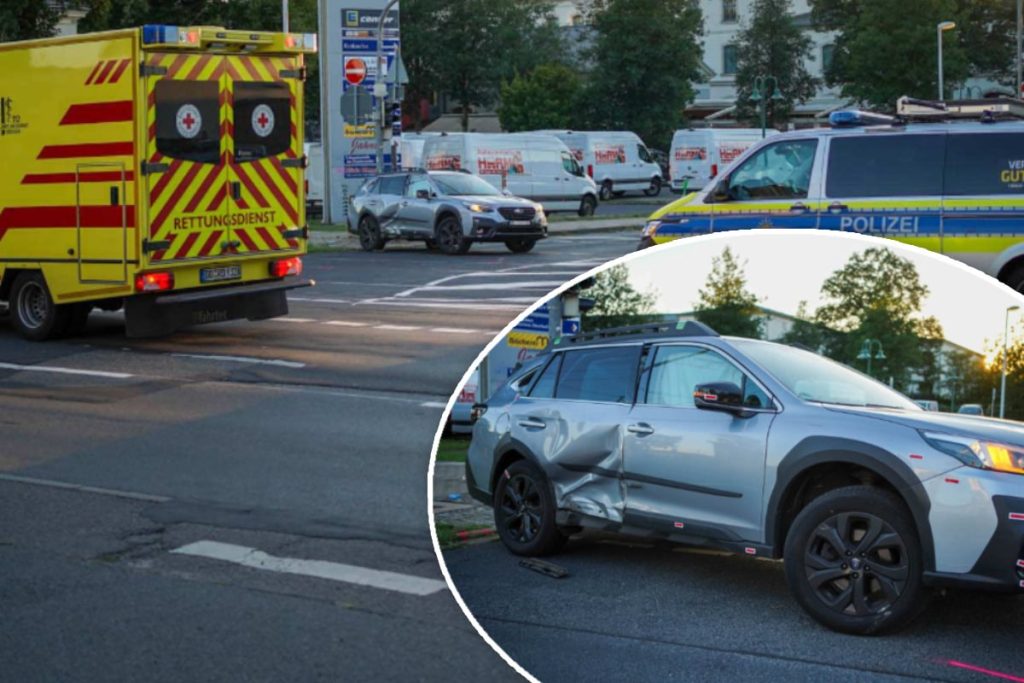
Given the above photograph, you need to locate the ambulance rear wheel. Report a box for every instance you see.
[357,215,385,252]
[11,272,69,341]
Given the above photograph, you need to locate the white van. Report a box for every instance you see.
[397,132,439,170]
[304,141,323,217]
[669,128,777,192]
[421,133,600,215]
[536,130,664,200]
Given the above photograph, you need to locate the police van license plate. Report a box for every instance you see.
[200,265,242,283]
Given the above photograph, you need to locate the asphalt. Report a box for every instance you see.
[0,233,636,681]
[443,534,1024,682]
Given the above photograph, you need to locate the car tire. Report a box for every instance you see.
[10,271,70,341]
[783,485,929,635]
[1001,262,1024,292]
[636,236,655,251]
[599,180,613,201]
[505,238,536,254]
[644,177,662,197]
[493,459,567,557]
[357,215,385,252]
[436,215,470,255]
[577,194,597,217]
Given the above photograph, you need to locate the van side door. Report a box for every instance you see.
[708,138,822,231]
[622,343,777,542]
[817,132,945,252]
[942,131,1024,278]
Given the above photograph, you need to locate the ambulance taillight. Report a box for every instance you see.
[135,272,174,293]
[270,257,303,278]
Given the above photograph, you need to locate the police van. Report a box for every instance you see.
[0,25,316,340]
[643,98,1024,290]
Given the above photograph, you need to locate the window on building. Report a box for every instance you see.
[822,44,835,73]
[722,44,738,76]
[723,0,738,23]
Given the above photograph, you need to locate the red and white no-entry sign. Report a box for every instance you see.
[345,58,367,86]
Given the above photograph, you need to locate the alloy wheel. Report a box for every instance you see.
[499,473,543,544]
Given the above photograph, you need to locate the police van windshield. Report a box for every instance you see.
[432,174,501,196]
[234,82,291,162]
[154,80,220,164]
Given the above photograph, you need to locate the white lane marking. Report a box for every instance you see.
[412,281,566,292]
[374,324,422,331]
[171,541,447,597]
[288,297,354,305]
[172,353,306,369]
[323,320,370,327]
[430,327,491,335]
[0,362,132,379]
[420,401,448,409]
[276,317,317,323]
[363,300,529,311]
[0,473,171,503]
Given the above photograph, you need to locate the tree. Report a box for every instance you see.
[693,247,763,338]
[814,247,943,389]
[582,264,657,330]
[779,301,827,351]
[811,0,970,109]
[734,0,817,129]
[401,0,560,132]
[581,0,703,147]
[0,0,63,43]
[498,63,582,132]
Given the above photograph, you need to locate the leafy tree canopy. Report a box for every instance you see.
[498,63,582,132]
[583,264,657,330]
[693,247,763,338]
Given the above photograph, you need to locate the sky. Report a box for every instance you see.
[624,231,1024,356]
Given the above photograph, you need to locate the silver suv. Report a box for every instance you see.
[350,171,547,255]
[466,322,1024,634]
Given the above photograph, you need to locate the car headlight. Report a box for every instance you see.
[920,431,1024,475]
[534,204,546,220]
[463,202,489,213]
[642,220,661,237]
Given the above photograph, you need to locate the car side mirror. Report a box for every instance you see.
[693,381,752,417]
[416,189,431,200]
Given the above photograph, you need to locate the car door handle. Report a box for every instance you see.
[627,422,655,436]
[790,202,808,213]
[517,418,546,429]
[828,202,849,212]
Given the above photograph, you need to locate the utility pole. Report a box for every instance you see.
[282,0,289,32]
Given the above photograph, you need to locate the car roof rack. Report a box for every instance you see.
[556,320,719,347]
[896,95,1024,122]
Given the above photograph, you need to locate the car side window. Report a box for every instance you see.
[378,175,407,196]
[528,354,562,399]
[646,346,770,409]
[638,145,653,163]
[406,176,432,198]
[827,134,945,198]
[726,139,818,201]
[561,151,577,175]
[944,132,1024,196]
[358,178,379,196]
[555,347,641,404]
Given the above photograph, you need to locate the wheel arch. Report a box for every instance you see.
[0,267,31,302]
[766,437,935,570]
[489,436,548,495]
[433,207,463,234]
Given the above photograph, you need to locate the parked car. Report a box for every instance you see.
[535,130,664,200]
[420,132,599,216]
[645,98,1024,291]
[466,321,1024,635]
[914,399,940,411]
[349,170,547,255]
[958,403,985,416]
[668,128,775,193]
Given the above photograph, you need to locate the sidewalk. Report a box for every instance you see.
[310,215,642,250]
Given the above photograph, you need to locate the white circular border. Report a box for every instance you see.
[425,228,1024,682]
[251,104,275,138]
[175,104,202,139]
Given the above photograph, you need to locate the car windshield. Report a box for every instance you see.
[432,174,502,197]
[730,340,920,410]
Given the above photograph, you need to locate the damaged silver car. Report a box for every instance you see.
[465,322,1024,634]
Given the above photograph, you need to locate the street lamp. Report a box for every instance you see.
[857,339,886,377]
[1000,304,1020,418]
[937,21,956,101]
[750,75,783,138]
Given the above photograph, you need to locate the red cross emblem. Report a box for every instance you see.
[251,104,275,138]
[175,104,202,139]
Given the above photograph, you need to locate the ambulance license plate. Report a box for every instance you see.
[200,265,242,283]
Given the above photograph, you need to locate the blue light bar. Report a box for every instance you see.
[829,110,897,128]
[142,25,179,45]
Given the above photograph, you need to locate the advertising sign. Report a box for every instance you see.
[594,144,626,165]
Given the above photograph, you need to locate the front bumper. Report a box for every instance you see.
[925,493,1024,593]
[468,216,547,242]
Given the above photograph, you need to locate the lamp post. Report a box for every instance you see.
[937,21,956,100]
[1000,305,1020,418]
[857,339,886,377]
[750,75,782,138]
[281,0,289,31]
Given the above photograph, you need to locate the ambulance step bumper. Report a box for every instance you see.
[124,278,313,337]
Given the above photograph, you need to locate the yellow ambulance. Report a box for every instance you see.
[0,25,316,340]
